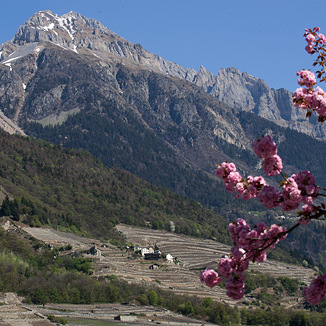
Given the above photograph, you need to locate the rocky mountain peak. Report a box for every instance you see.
[11,10,118,53]
[192,65,217,93]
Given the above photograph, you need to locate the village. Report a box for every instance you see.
[0,219,321,325]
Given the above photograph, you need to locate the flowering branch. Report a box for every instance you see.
[293,27,326,123]
[201,26,326,306]
[201,134,324,302]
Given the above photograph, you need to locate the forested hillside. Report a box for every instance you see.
[0,131,230,244]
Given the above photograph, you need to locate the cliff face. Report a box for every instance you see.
[208,67,322,138]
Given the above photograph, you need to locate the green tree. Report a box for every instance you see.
[0,196,11,216]
[148,290,159,306]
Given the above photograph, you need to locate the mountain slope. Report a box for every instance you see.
[0,130,231,243]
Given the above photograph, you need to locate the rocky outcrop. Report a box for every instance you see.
[206,67,326,140]
[0,111,25,135]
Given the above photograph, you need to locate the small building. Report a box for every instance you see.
[89,245,101,257]
[114,315,137,322]
[141,247,154,257]
[144,252,161,260]
[166,253,174,262]
[130,245,140,251]
[149,263,160,270]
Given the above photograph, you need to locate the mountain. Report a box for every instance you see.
[1,10,325,140]
[1,11,326,267]
[1,10,326,213]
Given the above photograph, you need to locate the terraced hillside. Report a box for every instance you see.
[116,225,317,305]
[22,223,317,308]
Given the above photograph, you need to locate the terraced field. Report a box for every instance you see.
[22,223,317,308]
[116,224,316,284]
[115,224,317,307]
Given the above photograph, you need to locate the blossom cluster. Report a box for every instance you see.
[201,218,287,300]
[252,135,283,177]
[287,27,326,305]
[303,272,326,305]
[293,28,326,120]
[293,84,326,119]
[304,27,326,54]
[202,134,321,303]
[216,136,318,214]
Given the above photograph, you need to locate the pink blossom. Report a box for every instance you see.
[316,97,326,117]
[262,224,287,247]
[293,87,313,109]
[305,44,315,54]
[224,177,242,193]
[234,259,249,274]
[303,274,326,305]
[298,215,311,225]
[200,268,222,288]
[254,250,267,263]
[216,162,236,179]
[252,135,277,159]
[319,33,326,44]
[234,182,245,193]
[305,32,316,54]
[203,218,290,300]
[292,171,318,204]
[250,176,266,188]
[231,246,246,260]
[240,189,252,200]
[305,33,316,44]
[293,85,326,118]
[297,70,316,88]
[224,181,235,192]
[281,178,303,211]
[262,155,283,176]
[306,185,317,195]
[303,197,314,206]
[258,185,281,209]
[292,170,315,186]
[256,222,268,234]
[218,258,234,278]
[226,276,245,300]
[227,171,242,185]
[234,176,266,200]
[281,198,301,211]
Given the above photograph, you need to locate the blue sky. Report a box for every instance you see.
[1,0,326,92]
